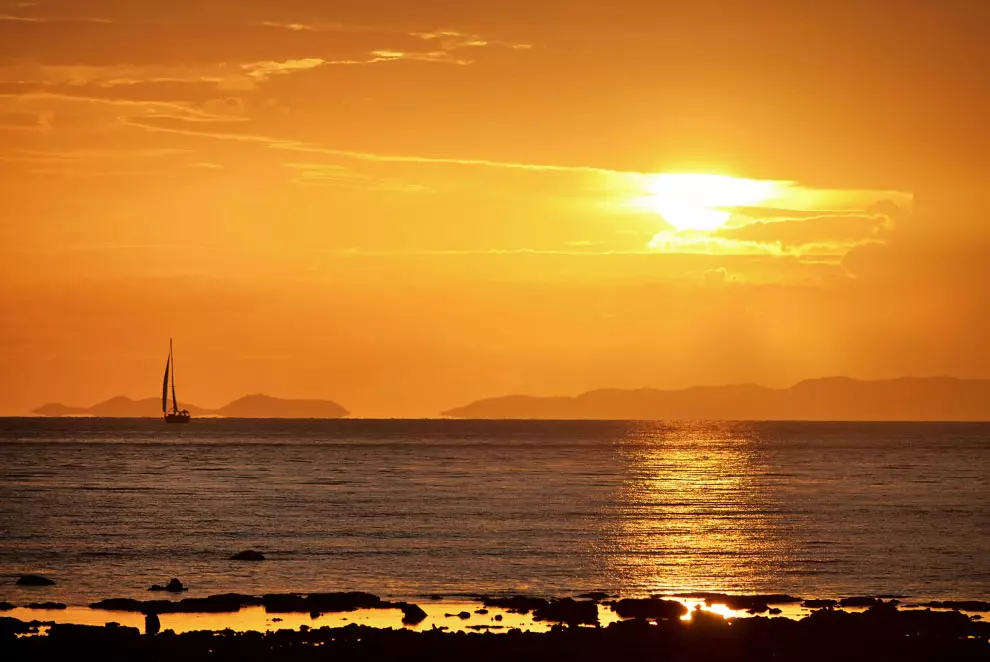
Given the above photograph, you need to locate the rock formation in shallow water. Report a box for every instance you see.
[149,578,186,592]
[16,575,56,586]
[611,598,688,621]
[397,602,427,625]
[481,595,549,614]
[229,550,266,561]
[532,598,599,626]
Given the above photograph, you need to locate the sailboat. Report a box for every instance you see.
[163,338,191,424]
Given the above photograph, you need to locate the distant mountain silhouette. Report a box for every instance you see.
[441,377,990,421]
[215,394,348,418]
[33,394,348,419]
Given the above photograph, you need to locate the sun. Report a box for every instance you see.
[634,174,779,232]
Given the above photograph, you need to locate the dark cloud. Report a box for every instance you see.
[716,214,891,248]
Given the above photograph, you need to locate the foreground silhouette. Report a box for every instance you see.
[444,377,990,421]
[3,602,988,661]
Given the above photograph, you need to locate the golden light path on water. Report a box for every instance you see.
[596,422,784,596]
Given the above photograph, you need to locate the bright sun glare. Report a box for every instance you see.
[636,174,780,232]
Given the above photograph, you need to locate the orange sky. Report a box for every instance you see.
[1,1,989,417]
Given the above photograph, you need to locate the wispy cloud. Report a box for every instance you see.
[0,13,110,23]
[412,29,531,51]
[119,116,624,175]
[241,58,326,80]
[283,162,427,192]
[0,91,249,123]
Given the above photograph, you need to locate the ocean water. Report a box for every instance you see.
[1,419,988,606]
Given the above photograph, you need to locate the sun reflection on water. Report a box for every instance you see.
[597,422,784,595]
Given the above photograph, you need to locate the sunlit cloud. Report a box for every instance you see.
[241,58,326,80]
[629,174,786,231]
[618,173,912,258]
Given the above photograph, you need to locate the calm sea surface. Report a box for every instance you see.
[1,419,988,605]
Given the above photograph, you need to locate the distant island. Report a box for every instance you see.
[33,394,349,419]
[442,377,990,421]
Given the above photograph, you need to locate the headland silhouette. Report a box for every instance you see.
[442,377,990,421]
[33,394,349,419]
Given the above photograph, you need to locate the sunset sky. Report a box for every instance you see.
[2,1,989,417]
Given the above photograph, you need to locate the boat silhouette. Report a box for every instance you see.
[163,338,191,424]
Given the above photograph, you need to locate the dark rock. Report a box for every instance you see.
[309,610,320,619]
[481,595,549,614]
[475,608,488,615]
[47,622,140,643]
[90,598,146,612]
[16,575,55,587]
[576,591,611,601]
[494,614,503,621]
[0,602,14,611]
[25,602,66,609]
[149,578,186,592]
[532,598,599,626]
[0,616,35,636]
[674,592,801,611]
[91,593,262,614]
[171,594,262,613]
[839,596,892,608]
[145,612,161,635]
[689,605,733,630]
[397,602,427,625]
[457,611,471,620]
[920,600,990,612]
[768,607,782,615]
[802,599,839,609]
[612,598,688,621]
[229,550,266,561]
[262,592,384,614]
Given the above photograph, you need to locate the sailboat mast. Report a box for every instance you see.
[162,348,170,415]
[170,338,178,412]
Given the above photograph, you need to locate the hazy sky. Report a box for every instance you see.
[1,1,989,416]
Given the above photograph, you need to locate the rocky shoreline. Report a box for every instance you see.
[3,589,990,660]
[3,600,990,661]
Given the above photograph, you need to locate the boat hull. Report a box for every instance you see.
[164,413,191,424]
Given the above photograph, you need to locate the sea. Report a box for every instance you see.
[1,418,988,606]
